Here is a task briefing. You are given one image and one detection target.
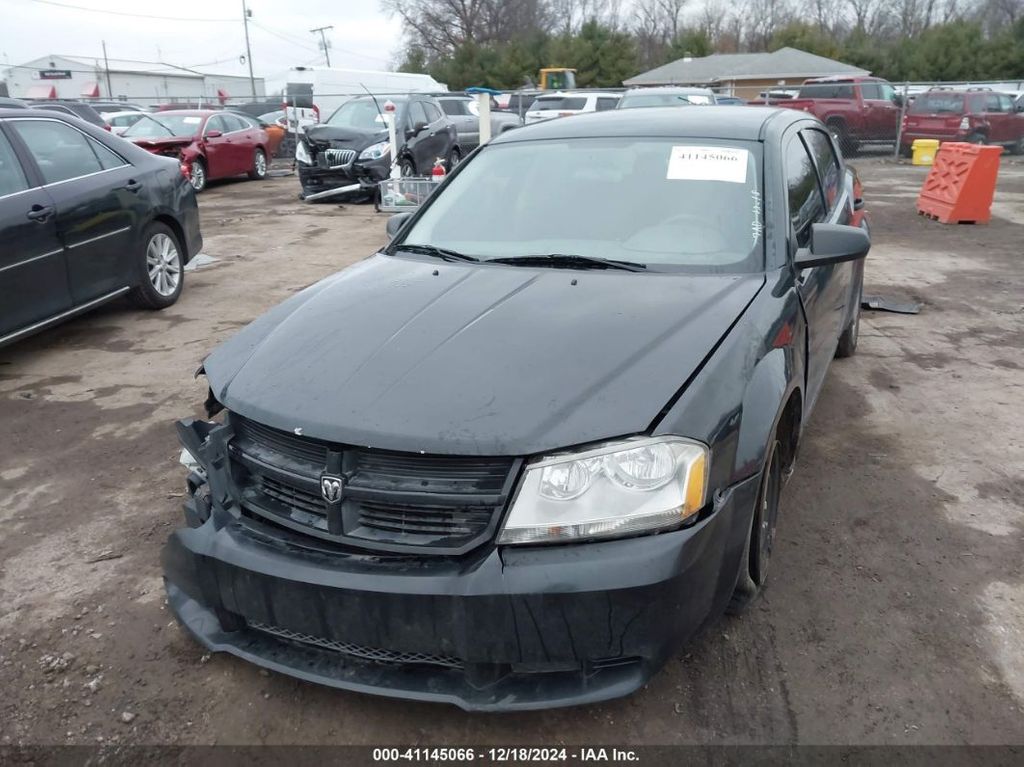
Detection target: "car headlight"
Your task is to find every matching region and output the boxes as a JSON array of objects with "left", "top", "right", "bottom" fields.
[
  {"left": 359, "top": 141, "right": 390, "bottom": 160},
  {"left": 295, "top": 140, "right": 312, "bottom": 165},
  {"left": 497, "top": 436, "right": 709, "bottom": 545}
]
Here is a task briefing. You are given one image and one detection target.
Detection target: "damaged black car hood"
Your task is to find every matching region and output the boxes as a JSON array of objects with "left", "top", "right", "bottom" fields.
[
  {"left": 303, "top": 124, "right": 389, "bottom": 151},
  {"left": 203, "top": 255, "right": 763, "bottom": 456}
]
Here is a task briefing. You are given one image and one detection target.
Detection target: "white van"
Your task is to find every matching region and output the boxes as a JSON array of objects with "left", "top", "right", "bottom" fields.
[{"left": 285, "top": 67, "right": 447, "bottom": 120}]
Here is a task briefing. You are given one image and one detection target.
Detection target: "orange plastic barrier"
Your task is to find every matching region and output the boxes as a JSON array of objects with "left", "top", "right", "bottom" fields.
[{"left": 916, "top": 142, "right": 1003, "bottom": 224}]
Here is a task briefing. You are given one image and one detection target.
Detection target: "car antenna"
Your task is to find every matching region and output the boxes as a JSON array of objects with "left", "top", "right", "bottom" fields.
[{"left": 360, "top": 83, "right": 386, "bottom": 124}]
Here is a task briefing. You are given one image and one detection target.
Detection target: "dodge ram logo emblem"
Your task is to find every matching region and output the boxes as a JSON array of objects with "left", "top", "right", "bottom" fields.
[{"left": 320, "top": 475, "right": 345, "bottom": 503}]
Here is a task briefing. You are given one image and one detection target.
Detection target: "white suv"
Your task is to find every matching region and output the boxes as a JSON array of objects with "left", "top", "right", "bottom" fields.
[{"left": 524, "top": 91, "right": 622, "bottom": 124}]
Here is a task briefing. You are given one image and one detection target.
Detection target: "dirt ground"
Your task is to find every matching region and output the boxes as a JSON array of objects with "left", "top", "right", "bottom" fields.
[{"left": 1, "top": 155, "right": 1022, "bottom": 747}]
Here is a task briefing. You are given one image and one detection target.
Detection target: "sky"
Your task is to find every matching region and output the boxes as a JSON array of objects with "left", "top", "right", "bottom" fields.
[{"left": 0, "top": 0, "right": 404, "bottom": 88}]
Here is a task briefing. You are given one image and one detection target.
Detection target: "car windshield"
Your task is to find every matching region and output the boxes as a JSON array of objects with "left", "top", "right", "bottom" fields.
[
  {"left": 396, "top": 138, "right": 764, "bottom": 272},
  {"left": 326, "top": 99, "right": 393, "bottom": 129},
  {"left": 910, "top": 93, "right": 965, "bottom": 114},
  {"left": 529, "top": 97, "right": 587, "bottom": 111},
  {"left": 123, "top": 115, "right": 181, "bottom": 138},
  {"left": 124, "top": 114, "right": 201, "bottom": 138},
  {"left": 620, "top": 93, "right": 708, "bottom": 108}
]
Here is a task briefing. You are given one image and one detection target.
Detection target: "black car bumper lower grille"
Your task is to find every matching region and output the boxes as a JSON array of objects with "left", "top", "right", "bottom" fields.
[{"left": 227, "top": 413, "right": 521, "bottom": 554}]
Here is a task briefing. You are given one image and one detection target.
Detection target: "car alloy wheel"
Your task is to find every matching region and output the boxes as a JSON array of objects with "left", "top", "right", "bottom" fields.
[
  {"left": 752, "top": 440, "right": 782, "bottom": 585},
  {"left": 147, "top": 232, "right": 182, "bottom": 297},
  {"left": 190, "top": 161, "right": 206, "bottom": 192},
  {"left": 252, "top": 149, "right": 267, "bottom": 179}
]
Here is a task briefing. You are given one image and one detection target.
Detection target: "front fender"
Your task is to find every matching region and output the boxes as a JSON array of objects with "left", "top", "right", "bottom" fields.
[{"left": 734, "top": 347, "right": 800, "bottom": 480}]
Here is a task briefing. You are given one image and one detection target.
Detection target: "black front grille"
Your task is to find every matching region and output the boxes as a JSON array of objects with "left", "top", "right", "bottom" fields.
[{"left": 228, "top": 413, "right": 520, "bottom": 554}]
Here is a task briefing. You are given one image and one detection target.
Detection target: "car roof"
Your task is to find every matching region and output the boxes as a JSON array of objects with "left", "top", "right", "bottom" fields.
[
  {"left": 0, "top": 107, "right": 90, "bottom": 119},
  {"left": 624, "top": 86, "right": 714, "bottom": 94},
  {"left": 493, "top": 105, "right": 798, "bottom": 143},
  {"left": 157, "top": 109, "right": 218, "bottom": 116}
]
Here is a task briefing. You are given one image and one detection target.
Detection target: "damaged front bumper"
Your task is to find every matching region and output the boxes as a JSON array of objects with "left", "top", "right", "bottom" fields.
[
  {"left": 297, "top": 155, "right": 388, "bottom": 197},
  {"left": 163, "top": 418, "right": 759, "bottom": 711}
]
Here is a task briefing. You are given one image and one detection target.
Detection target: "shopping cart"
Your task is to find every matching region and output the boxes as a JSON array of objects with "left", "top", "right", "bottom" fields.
[{"left": 377, "top": 177, "right": 440, "bottom": 213}]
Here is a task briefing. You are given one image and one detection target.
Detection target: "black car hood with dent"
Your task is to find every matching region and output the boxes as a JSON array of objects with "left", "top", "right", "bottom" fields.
[
  {"left": 203, "top": 255, "right": 764, "bottom": 456},
  {"left": 303, "top": 124, "right": 390, "bottom": 152}
]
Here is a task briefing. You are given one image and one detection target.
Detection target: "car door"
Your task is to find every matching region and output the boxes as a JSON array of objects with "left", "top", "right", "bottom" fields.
[
  {"left": 201, "top": 114, "right": 235, "bottom": 179},
  {"left": 7, "top": 117, "right": 140, "bottom": 304},
  {"left": 222, "top": 113, "right": 256, "bottom": 174},
  {"left": 786, "top": 128, "right": 846, "bottom": 408},
  {"left": 421, "top": 100, "right": 450, "bottom": 164},
  {"left": 860, "top": 82, "right": 900, "bottom": 141},
  {"left": 0, "top": 123, "right": 69, "bottom": 340},
  {"left": 405, "top": 100, "right": 432, "bottom": 172},
  {"left": 442, "top": 99, "right": 477, "bottom": 149},
  {"left": 982, "top": 94, "right": 1011, "bottom": 143}
]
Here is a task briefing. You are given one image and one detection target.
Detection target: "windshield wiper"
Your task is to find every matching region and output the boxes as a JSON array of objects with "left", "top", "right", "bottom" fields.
[
  {"left": 489, "top": 254, "right": 647, "bottom": 272},
  {"left": 393, "top": 244, "right": 480, "bottom": 263}
]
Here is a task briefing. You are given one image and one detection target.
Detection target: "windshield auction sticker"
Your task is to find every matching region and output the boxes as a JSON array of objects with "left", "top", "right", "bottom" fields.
[{"left": 667, "top": 146, "right": 749, "bottom": 183}]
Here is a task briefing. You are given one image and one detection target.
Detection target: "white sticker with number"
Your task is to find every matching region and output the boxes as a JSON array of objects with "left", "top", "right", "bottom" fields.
[{"left": 667, "top": 146, "right": 749, "bottom": 183}]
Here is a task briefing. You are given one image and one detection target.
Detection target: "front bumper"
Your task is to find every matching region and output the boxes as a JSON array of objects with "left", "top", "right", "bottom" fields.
[
  {"left": 297, "top": 155, "right": 388, "bottom": 196},
  {"left": 163, "top": 469, "right": 758, "bottom": 711}
]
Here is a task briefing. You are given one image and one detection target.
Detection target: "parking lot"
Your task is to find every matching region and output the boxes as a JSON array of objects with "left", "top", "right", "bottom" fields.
[{"left": 1, "top": 157, "right": 1022, "bottom": 746}]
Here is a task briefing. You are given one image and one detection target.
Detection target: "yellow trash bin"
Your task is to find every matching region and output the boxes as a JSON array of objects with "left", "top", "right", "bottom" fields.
[{"left": 912, "top": 139, "right": 940, "bottom": 166}]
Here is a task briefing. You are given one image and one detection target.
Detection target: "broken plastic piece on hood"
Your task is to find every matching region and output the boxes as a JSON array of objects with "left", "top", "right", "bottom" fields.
[{"left": 861, "top": 295, "right": 921, "bottom": 314}]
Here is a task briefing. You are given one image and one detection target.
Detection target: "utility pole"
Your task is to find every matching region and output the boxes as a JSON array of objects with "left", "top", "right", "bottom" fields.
[
  {"left": 101, "top": 40, "right": 113, "bottom": 98},
  {"left": 241, "top": 0, "right": 256, "bottom": 99},
  {"left": 310, "top": 25, "right": 333, "bottom": 67}
]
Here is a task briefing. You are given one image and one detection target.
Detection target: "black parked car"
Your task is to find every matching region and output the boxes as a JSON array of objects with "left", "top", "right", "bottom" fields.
[
  {"left": 164, "top": 107, "right": 868, "bottom": 710},
  {"left": 26, "top": 100, "right": 107, "bottom": 129},
  {"left": 0, "top": 109, "right": 202, "bottom": 347},
  {"left": 296, "top": 94, "right": 460, "bottom": 198}
]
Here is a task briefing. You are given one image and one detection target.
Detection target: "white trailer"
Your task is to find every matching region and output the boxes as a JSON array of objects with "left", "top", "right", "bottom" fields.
[{"left": 285, "top": 67, "right": 447, "bottom": 119}]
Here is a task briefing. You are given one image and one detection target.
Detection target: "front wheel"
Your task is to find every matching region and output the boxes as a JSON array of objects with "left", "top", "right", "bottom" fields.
[
  {"left": 399, "top": 158, "right": 416, "bottom": 177},
  {"left": 965, "top": 132, "right": 986, "bottom": 145},
  {"left": 248, "top": 148, "right": 268, "bottom": 180},
  {"left": 727, "top": 438, "right": 783, "bottom": 614},
  {"left": 446, "top": 147, "right": 462, "bottom": 172},
  {"left": 130, "top": 223, "right": 184, "bottom": 310},
  {"left": 189, "top": 158, "right": 207, "bottom": 193},
  {"left": 835, "top": 281, "right": 862, "bottom": 358}
]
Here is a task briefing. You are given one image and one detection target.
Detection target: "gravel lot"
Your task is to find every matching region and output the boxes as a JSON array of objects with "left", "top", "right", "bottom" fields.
[{"left": 1, "top": 157, "right": 1022, "bottom": 747}]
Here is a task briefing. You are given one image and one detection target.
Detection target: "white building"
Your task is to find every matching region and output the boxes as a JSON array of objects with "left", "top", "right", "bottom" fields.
[{"left": 4, "top": 54, "right": 265, "bottom": 105}]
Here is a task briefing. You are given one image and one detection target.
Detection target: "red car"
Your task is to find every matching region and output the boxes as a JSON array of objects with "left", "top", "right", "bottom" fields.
[
  {"left": 900, "top": 90, "right": 1024, "bottom": 156},
  {"left": 122, "top": 110, "right": 270, "bottom": 192}
]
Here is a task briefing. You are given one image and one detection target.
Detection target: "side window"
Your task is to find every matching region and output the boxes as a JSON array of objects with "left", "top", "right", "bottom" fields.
[
  {"left": 224, "top": 114, "right": 249, "bottom": 132},
  {"left": 802, "top": 129, "right": 842, "bottom": 210},
  {"left": 999, "top": 94, "right": 1014, "bottom": 112},
  {"left": 785, "top": 136, "right": 825, "bottom": 249},
  {"left": 439, "top": 100, "right": 462, "bottom": 117},
  {"left": 206, "top": 115, "right": 227, "bottom": 134},
  {"left": 596, "top": 97, "right": 619, "bottom": 111},
  {"left": 89, "top": 137, "right": 127, "bottom": 170},
  {"left": 9, "top": 120, "right": 104, "bottom": 184},
  {"left": 0, "top": 130, "right": 30, "bottom": 197},
  {"left": 860, "top": 83, "right": 881, "bottom": 100},
  {"left": 408, "top": 101, "right": 428, "bottom": 127},
  {"left": 878, "top": 83, "right": 896, "bottom": 102},
  {"left": 423, "top": 102, "right": 443, "bottom": 123}
]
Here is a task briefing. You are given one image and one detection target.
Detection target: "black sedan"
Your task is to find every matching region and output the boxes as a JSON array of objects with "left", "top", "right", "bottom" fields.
[
  {"left": 164, "top": 107, "right": 868, "bottom": 710},
  {"left": 0, "top": 109, "right": 202, "bottom": 347}
]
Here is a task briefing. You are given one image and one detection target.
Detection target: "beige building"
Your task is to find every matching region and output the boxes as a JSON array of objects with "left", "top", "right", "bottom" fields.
[{"left": 624, "top": 47, "right": 870, "bottom": 100}]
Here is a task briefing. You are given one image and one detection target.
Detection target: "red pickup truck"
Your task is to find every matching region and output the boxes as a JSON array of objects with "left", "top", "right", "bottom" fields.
[{"left": 769, "top": 76, "right": 903, "bottom": 154}]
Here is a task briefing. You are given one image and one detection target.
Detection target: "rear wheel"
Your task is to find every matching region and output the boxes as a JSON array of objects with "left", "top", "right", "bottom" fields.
[
  {"left": 248, "top": 148, "right": 268, "bottom": 180},
  {"left": 966, "top": 132, "right": 986, "bottom": 145},
  {"left": 1013, "top": 137, "right": 1024, "bottom": 156},
  {"left": 189, "top": 158, "right": 207, "bottom": 193},
  {"left": 399, "top": 158, "right": 416, "bottom": 177},
  {"left": 130, "top": 222, "right": 184, "bottom": 310},
  {"left": 727, "top": 438, "right": 783, "bottom": 614},
  {"left": 446, "top": 146, "right": 462, "bottom": 172},
  {"left": 827, "top": 120, "right": 854, "bottom": 156}
]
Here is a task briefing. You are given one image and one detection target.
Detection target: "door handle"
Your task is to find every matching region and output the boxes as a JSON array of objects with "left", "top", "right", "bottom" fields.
[
  {"left": 123, "top": 180, "right": 143, "bottom": 193},
  {"left": 26, "top": 204, "right": 54, "bottom": 222}
]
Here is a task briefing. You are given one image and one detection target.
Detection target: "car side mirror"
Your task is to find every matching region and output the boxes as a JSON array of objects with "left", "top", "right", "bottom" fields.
[
  {"left": 385, "top": 211, "right": 414, "bottom": 242},
  {"left": 795, "top": 223, "right": 870, "bottom": 269},
  {"left": 406, "top": 121, "right": 428, "bottom": 139},
  {"left": 204, "top": 129, "right": 223, "bottom": 138},
  {"left": 892, "top": 94, "right": 904, "bottom": 107}
]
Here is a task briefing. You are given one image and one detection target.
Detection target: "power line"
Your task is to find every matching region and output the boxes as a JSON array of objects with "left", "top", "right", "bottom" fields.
[
  {"left": 24, "top": 0, "right": 236, "bottom": 22},
  {"left": 250, "top": 22, "right": 319, "bottom": 54}
]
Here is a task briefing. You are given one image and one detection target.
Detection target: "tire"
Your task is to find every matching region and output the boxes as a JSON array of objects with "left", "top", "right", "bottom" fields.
[
  {"left": 835, "top": 279, "right": 862, "bottom": 359},
  {"left": 1012, "top": 137, "right": 1024, "bottom": 156},
  {"left": 727, "top": 438, "right": 783, "bottom": 614},
  {"left": 446, "top": 146, "right": 462, "bottom": 173},
  {"left": 248, "top": 148, "right": 268, "bottom": 180},
  {"left": 827, "top": 120, "right": 856, "bottom": 157},
  {"left": 399, "top": 158, "right": 416, "bottom": 177},
  {"left": 129, "top": 222, "right": 184, "bottom": 310},
  {"left": 189, "top": 158, "right": 207, "bottom": 193},
  {"left": 965, "top": 132, "right": 986, "bottom": 145},
  {"left": 898, "top": 144, "right": 913, "bottom": 159}
]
